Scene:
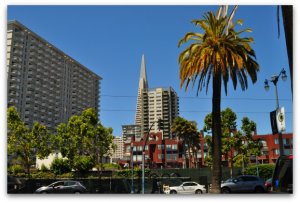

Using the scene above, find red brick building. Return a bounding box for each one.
[252,133,293,164]
[123,132,185,168]
[120,132,293,168]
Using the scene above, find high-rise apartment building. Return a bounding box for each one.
[110,136,124,163]
[122,125,142,161]
[142,87,179,139]
[134,55,179,139]
[122,125,142,142]
[6,21,101,132]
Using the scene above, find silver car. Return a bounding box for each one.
[35,180,87,194]
[221,175,266,193]
[164,181,206,194]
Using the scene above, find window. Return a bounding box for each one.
[260,140,267,147]
[274,149,280,155]
[166,145,172,150]
[274,139,279,144]
[158,154,164,160]
[166,154,177,160]
[137,155,142,161]
[172,144,178,150]
[158,145,164,150]
[284,149,291,155]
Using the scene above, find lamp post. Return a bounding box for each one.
[264,68,287,156]
[131,137,134,193]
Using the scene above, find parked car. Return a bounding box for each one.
[221,175,266,193]
[265,178,272,192]
[35,180,87,194]
[164,181,206,194]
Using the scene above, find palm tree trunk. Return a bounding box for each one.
[211,72,222,194]
[281,6,293,97]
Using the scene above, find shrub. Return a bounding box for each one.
[116,169,131,178]
[8,165,24,175]
[31,171,56,179]
[56,172,73,179]
[102,163,121,170]
[40,164,49,172]
[50,158,71,175]
[73,155,95,174]
[245,164,275,181]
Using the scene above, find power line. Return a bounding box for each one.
[101,109,292,114]
[101,94,292,102]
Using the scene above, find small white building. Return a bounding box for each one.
[36,152,64,169]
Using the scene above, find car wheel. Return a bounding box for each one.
[195,189,202,194]
[221,187,231,194]
[170,190,177,194]
[254,186,265,193]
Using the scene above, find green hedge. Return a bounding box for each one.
[245,164,275,181]
[116,168,150,178]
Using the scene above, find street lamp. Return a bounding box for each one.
[264,68,287,156]
[131,137,134,193]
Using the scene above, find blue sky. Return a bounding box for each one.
[7,5,293,136]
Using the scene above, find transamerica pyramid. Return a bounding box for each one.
[135,54,148,126]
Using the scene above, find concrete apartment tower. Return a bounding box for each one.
[142,87,179,139]
[135,55,179,139]
[6,21,101,132]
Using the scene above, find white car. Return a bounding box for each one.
[164,181,206,194]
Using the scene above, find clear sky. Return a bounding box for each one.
[7,5,293,136]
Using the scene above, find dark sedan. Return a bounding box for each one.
[221,175,266,193]
[35,180,87,194]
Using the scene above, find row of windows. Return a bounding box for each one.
[274,138,293,145]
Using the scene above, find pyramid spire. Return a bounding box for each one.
[135,54,148,125]
[139,54,148,89]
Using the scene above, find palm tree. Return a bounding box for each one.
[178,6,259,193]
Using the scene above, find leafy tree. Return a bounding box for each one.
[203,108,261,176]
[203,108,237,169]
[178,6,259,193]
[233,117,262,172]
[172,117,200,168]
[92,125,115,177]
[54,108,115,174]
[7,106,52,178]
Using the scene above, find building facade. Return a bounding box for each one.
[6,21,101,132]
[252,133,293,164]
[141,87,179,139]
[109,136,124,163]
[123,132,184,168]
